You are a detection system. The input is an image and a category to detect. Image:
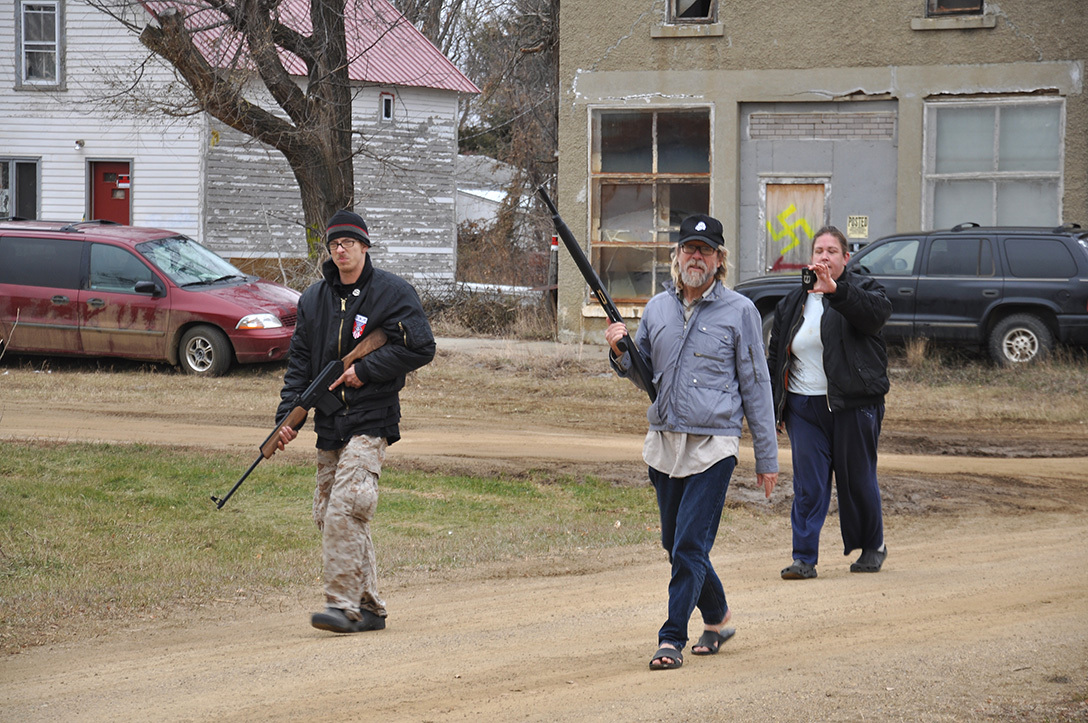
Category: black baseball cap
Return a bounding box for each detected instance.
[678,214,725,249]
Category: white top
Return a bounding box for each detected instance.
[788,293,828,396]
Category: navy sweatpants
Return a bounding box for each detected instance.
[785,393,884,566]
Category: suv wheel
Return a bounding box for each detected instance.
[988,313,1053,366]
[179,325,232,376]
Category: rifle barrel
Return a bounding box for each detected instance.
[212,453,263,509]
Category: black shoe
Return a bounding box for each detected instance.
[850,546,887,573]
[310,607,386,633]
[781,560,817,579]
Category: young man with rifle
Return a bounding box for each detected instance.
[605,214,779,671]
[274,209,435,634]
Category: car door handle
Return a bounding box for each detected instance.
[87,298,106,309]
[898,288,914,296]
[51,295,70,305]
[982,289,998,298]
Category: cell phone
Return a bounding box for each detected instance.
[801,267,816,291]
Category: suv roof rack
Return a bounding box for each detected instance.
[1053,222,1082,233]
[951,222,981,232]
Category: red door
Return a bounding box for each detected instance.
[90,161,131,225]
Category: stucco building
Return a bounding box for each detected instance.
[554,0,1087,341]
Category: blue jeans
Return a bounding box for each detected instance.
[649,456,736,649]
[785,393,884,566]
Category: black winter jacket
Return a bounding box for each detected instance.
[276,255,435,448]
[767,269,892,426]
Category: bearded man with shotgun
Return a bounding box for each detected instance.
[604,214,779,671]
[274,210,435,634]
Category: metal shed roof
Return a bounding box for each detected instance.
[141,0,479,94]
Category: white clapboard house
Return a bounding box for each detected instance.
[2,0,479,285]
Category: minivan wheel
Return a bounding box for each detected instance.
[988,313,1052,366]
[179,325,232,376]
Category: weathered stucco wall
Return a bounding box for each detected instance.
[556,0,1087,342]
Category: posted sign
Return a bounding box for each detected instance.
[847,215,868,239]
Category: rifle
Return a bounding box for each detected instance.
[211,328,388,509]
[537,187,657,402]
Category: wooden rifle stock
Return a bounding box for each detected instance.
[211,328,388,509]
[537,187,657,402]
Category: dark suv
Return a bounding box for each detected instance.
[734,223,1088,365]
[0,219,299,376]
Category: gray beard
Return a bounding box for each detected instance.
[680,264,714,289]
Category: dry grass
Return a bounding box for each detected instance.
[3,341,1085,436]
[887,345,1088,427]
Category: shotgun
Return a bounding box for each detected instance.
[211,328,388,509]
[537,187,657,402]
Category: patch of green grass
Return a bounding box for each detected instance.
[0,441,660,652]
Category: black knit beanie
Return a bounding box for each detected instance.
[326,209,371,247]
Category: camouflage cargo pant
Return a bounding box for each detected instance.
[314,434,387,620]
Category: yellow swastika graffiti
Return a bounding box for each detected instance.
[766,204,814,256]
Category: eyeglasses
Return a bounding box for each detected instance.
[327,238,357,252]
[679,242,717,257]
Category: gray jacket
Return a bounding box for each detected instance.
[611,280,779,475]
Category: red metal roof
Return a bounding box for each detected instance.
[140,0,479,94]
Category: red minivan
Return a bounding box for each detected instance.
[0,220,300,376]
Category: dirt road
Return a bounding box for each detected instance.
[1,341,1086,721]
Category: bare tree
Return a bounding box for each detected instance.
[454,0,559,286]
[87,0,421,253]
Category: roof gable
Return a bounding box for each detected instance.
[140,0,479,94]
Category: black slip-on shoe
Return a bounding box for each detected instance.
[311,607,386,633]
[781,560,817,579]
[850,546,887,573]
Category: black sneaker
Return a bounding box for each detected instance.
[850,546,887,573]
[310,607,387,633]
[781,560,817,579]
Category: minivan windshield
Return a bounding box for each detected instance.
[138,235,248,287]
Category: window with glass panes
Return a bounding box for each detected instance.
[924,99,1063,229]
[18,1,61,86]
[590,109,711,303]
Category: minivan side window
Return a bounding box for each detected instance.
[88,243,155,293]
[0,236,82,288]
[1004,238,1077,278]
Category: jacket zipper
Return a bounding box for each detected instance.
[337,297,348,406]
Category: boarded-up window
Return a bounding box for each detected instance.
[764,183,825,273]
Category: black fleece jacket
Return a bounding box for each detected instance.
[767,269,892,425]
[276,255,435,448]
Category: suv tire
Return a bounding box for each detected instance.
[988,313,1052,366]
[179,325,232,376]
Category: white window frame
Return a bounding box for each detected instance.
[16,0,64,89]
[922,97,1064,229]
[380,91,395,122]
